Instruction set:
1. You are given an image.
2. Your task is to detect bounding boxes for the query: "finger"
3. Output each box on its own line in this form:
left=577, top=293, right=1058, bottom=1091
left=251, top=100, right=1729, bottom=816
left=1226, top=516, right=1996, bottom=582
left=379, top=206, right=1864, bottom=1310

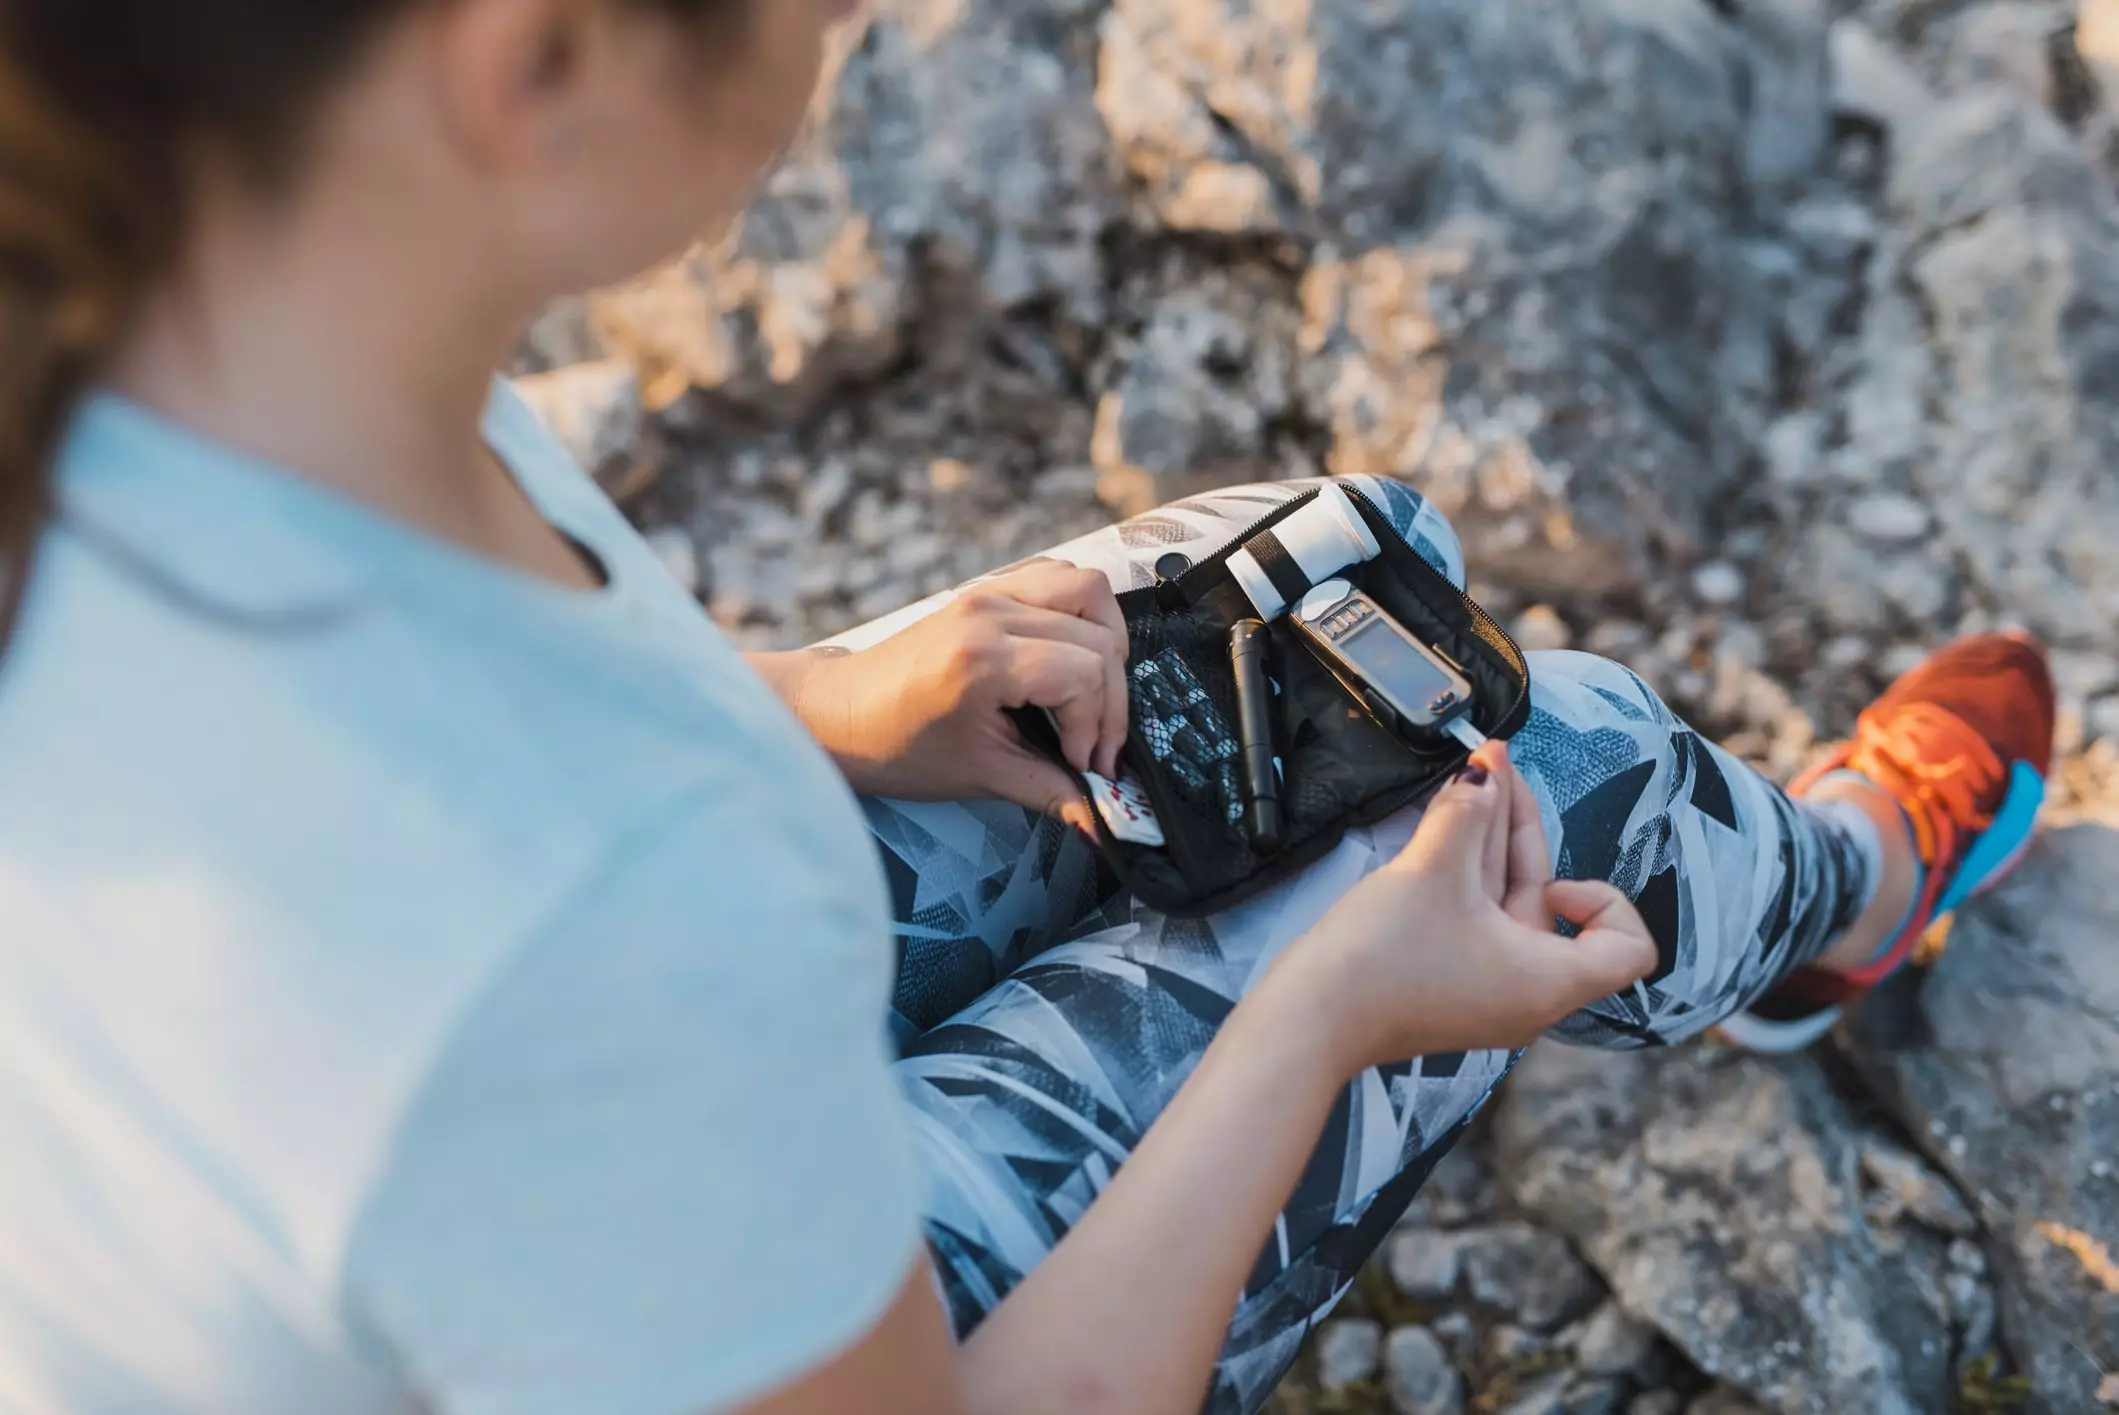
left=1502, top=746, right=1555, bottom=928
left=987, top=743, right=1102, bottom=824
left=991, top=561, right=1127, bottom=640
left=1472, top=743, right=1511, bottom=903
left=987, top=601, right=1130, bottom=779
left=1543, top=879, right=1660, bottom=991
left=997, top=638, right=1109, bottom=775
left=1394, top=760, right=1502, bottom=892
left=994, top=565, right=1131, bottom=778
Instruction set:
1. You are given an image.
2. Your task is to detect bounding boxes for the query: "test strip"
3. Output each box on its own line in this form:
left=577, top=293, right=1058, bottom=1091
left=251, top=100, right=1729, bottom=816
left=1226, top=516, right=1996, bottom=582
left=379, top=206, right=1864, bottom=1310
left=1444, top=718, right=1489, bottom=750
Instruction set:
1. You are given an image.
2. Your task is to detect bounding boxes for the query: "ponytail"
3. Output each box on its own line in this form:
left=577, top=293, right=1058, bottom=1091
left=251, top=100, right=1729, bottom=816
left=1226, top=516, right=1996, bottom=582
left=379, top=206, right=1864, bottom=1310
left=0, top=44, right=170, bottom=656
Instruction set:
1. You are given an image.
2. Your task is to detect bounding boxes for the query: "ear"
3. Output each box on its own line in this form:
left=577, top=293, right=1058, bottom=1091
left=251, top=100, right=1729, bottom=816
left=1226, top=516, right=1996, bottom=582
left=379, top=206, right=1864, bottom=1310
left=429, top=0, right=604, bottom=169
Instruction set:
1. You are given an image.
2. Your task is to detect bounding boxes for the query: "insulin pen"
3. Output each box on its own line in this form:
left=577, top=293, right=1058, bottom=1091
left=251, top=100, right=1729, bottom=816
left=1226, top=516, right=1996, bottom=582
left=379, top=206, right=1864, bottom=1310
left=1229, top=619, right=1283, bottom=854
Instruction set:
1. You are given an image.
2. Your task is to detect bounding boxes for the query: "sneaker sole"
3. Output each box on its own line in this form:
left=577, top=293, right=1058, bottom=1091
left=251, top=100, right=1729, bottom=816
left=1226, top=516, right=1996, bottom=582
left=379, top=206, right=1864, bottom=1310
left=1718, top=761, right=2046, bottom=1056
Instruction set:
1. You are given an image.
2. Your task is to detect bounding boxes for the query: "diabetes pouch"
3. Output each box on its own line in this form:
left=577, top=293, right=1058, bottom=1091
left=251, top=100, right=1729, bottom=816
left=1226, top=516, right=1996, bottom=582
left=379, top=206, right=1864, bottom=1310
left=1013, top=480, right=1533, bottom=919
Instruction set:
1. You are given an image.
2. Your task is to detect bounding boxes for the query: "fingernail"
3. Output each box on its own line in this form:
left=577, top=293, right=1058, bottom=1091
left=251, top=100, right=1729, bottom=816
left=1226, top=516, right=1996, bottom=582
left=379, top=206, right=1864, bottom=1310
left=1459, top=765, right=1490, bottom=788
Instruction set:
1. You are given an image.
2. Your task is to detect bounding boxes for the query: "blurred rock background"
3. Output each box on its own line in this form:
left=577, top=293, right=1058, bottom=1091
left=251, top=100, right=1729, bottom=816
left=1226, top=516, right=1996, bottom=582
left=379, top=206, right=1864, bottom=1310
left=512, top=0, right=2119, bottom=1409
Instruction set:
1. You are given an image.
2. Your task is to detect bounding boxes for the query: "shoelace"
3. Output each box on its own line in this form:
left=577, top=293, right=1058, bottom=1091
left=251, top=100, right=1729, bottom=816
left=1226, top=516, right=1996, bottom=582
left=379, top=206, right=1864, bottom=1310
left=1845, top=701, right=2007, bottom=865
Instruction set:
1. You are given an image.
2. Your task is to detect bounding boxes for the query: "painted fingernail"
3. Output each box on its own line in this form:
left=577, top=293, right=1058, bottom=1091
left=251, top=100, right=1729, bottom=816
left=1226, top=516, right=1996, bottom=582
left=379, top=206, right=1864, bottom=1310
left=1459, top=765, right=1490, bottom=788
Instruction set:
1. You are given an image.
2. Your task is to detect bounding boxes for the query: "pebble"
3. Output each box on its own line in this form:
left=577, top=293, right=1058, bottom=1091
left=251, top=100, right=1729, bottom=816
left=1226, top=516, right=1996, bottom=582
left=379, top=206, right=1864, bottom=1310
left=1458, top=1224, right=1603, bottom=1330
left=1585, top=619, right=1651, bottom=660
left=1848, top=493, right=1932, bottom=544
left=1821, top=635, right=1872, bottom=672
left=1428, top=1310, right=1479, bottom=1362
left=1713, top=622, right=1766, bottom=673
left=1881, top=643, right=1930, bottom=680
left=1570, top=1301, right=1659, bottom=1377
left=1384, top=1325, right=1465, bottom=1415
left=1691, top=561, right=1745, bottom=607
left=2089, top=696, right=2119, bottom=747
left=1487, top=1322, right=1554, bottom=1363
left=1388, top=1229, right=1463, bottom=1301
left=1514, top=605, right=1575, bottom=653
left=1402, top=1147, right=1497, bottom=1226
left=1316, top=1318, right=1383, bottom=1391
left=1687, top=1387, right=1774, bottom=1415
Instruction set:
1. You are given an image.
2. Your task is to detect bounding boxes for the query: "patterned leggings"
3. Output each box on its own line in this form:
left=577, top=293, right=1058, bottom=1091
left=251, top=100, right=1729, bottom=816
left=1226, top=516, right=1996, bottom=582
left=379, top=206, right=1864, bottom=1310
left=823, top=479, right=1880, bottom=1414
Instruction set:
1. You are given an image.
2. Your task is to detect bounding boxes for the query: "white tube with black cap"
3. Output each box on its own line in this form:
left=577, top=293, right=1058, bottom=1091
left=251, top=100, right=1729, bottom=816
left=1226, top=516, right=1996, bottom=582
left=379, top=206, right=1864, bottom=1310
left=1224, top=482, right=1383, bottom=621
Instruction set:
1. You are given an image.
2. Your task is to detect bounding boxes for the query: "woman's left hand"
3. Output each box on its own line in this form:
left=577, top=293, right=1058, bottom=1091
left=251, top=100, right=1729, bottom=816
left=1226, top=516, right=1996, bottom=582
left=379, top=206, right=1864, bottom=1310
left=760, top=561, right=1130, bottom=830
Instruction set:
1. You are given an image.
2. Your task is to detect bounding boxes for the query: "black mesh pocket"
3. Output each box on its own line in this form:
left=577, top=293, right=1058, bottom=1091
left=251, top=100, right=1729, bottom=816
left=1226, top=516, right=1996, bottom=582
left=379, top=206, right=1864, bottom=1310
left=1130, top=651, right=1242, bottom=827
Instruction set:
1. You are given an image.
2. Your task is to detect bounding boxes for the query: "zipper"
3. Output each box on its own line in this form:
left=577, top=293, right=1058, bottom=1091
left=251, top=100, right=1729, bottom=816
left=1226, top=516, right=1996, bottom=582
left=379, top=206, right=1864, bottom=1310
left=1171, top=486, right=1325, bottom=601
left=1165, top=477, right=1532, bottom=738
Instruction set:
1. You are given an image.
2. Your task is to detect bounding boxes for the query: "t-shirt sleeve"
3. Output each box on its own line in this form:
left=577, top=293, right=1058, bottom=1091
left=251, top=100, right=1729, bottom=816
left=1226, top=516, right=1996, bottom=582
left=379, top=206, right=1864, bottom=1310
left=343, top=792, right=929, bottom=1415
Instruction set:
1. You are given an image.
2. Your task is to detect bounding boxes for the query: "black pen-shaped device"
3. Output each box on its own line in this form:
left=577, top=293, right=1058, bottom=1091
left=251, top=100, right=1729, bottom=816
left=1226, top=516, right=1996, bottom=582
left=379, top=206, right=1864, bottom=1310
left=1229, top=619, right=1283, bottom=855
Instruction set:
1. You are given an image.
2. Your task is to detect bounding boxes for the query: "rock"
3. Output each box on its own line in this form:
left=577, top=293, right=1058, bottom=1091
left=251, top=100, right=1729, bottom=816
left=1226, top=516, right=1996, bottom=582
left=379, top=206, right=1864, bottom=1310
left=1498, top=1044, right=1960, bottom=1415
left=1939, top=5, right=2060, bottom=109
left=1847, top=493, right=1930, bottom=545
left=1555, top=1377, right=1629, bottom=1415
left=1384, top=1324, right=1465, bottom=1415
left=1848, top=826, right=2119, bottom=1413
left=1401, top=1143, right=1496, bottom=1227
left=2090, top=696, right=2119, bottom=747
left=1387, top=1228, right=1463, bottom=1301
left=1429, top=1310, right=1479, bottom=1363
left=1820, top=635, right=1871, bottom=673
left=1090, top=259, right=1301, bottom=515
left=2098, top=1369, right=2119, bottom=1408
left=1571, top=1301, right=1660, bottom=1378
left=1486, top=1322, right=1555, bottom=1363
left=1857, top=1138, right=1977, bottom=1236
left=1691, top=562, right=1745, bottom=608
left=1871, top=90, right=2119, bottom=647
left=1628, top=1395, right=1683, bottom=1415
left=1513, top=605, right=1575, bottom=654
left=1316, top=1318, right=1383, bottom=1391
left=1686, top=1388, right=1773, bottom=1415
left=2082, top=0, right=2119, bottom=128
left=1829, top=18, right=1935, bottom=131
left=512, top=361, right=646, bottom=481
left=1457, top=1223, right=1603, bottom=1332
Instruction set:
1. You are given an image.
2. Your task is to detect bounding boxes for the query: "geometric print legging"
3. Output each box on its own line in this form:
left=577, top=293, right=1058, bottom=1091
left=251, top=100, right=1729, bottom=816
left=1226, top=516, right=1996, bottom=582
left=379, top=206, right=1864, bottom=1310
left=820, top=476, right=1881, bottom=1414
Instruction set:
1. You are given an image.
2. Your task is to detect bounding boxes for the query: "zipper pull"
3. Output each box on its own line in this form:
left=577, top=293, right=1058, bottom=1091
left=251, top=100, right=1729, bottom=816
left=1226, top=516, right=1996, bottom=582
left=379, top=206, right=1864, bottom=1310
left=1153, top=552, right=1192, bottom=610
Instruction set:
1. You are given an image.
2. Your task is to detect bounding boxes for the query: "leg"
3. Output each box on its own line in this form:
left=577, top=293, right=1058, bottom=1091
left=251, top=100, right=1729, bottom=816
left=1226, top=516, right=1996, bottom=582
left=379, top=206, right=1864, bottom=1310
left=900, top=653, right=1881, bottom=1414
left=833, top=478, right=1469, bottom=1044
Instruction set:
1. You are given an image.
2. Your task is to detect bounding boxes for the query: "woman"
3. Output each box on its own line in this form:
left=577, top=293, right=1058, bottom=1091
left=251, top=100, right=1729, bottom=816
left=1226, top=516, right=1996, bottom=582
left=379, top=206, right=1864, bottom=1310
left=0, top=3, right=2052, bottom=1414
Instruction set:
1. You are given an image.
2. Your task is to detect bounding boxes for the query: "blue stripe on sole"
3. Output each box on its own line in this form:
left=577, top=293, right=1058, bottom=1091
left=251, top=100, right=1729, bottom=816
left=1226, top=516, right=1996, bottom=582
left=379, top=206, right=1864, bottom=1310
left=1933, top=760, right=2045, bottom=917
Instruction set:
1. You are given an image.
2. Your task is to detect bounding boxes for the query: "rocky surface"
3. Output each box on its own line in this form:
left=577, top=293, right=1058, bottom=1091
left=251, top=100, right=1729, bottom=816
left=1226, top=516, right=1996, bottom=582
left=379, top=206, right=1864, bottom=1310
left=514, top=0, right=2119, bottom=1409
left=1851, top=825, right=2119, bottom=1410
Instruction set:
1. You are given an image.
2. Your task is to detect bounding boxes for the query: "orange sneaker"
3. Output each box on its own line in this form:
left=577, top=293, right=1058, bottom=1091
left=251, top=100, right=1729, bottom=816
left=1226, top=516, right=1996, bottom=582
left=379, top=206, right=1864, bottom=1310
left=1720, top=632, right=2055, bottom=1053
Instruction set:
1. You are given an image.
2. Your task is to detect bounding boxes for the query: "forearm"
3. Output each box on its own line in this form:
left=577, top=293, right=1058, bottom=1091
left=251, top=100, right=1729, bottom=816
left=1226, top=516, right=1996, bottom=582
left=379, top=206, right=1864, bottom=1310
left=746, top=648, right=865, bottom=777
left=956, top=959, right=1354, bottom=1415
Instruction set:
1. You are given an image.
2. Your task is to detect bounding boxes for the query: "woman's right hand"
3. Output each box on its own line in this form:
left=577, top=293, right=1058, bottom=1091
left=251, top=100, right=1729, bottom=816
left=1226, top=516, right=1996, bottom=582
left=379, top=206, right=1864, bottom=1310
left=1277, top=741, right=1660, bottom=1075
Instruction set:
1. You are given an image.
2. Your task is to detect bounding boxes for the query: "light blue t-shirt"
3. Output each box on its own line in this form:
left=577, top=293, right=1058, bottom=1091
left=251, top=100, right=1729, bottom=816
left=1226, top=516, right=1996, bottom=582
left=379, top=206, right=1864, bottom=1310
left=0, top=384, right=926, bottom=1415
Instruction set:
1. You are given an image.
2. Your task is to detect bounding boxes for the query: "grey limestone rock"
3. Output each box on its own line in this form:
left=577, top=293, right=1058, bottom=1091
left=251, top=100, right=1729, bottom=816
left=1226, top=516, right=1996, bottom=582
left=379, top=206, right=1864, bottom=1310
left=1497, top=1043, right=1961, bottom=1415
left=1456, top=1223, right=1603, bottom=1332
left=1384, top=1324, right=1465, bottom=1415
left=1315, top=1317, right=1384, bottom=1392
left=1849, top=826, right=2119, bottom=1414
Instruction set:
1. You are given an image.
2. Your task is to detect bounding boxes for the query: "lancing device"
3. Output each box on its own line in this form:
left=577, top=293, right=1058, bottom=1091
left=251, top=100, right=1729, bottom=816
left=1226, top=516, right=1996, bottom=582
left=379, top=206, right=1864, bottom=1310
left=1229, top=619, right=1284, bottom=854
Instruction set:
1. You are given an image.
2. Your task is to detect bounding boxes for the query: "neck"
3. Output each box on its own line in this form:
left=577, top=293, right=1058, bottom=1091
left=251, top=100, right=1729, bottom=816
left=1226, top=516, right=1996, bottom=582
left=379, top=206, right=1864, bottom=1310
left=107, top=174, right=547, bottom=563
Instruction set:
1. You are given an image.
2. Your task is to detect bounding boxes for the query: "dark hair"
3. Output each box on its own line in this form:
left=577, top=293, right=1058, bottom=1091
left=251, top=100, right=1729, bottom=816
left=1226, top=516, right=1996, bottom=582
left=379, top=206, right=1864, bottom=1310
left=0, top=0, right=730, bottom=655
